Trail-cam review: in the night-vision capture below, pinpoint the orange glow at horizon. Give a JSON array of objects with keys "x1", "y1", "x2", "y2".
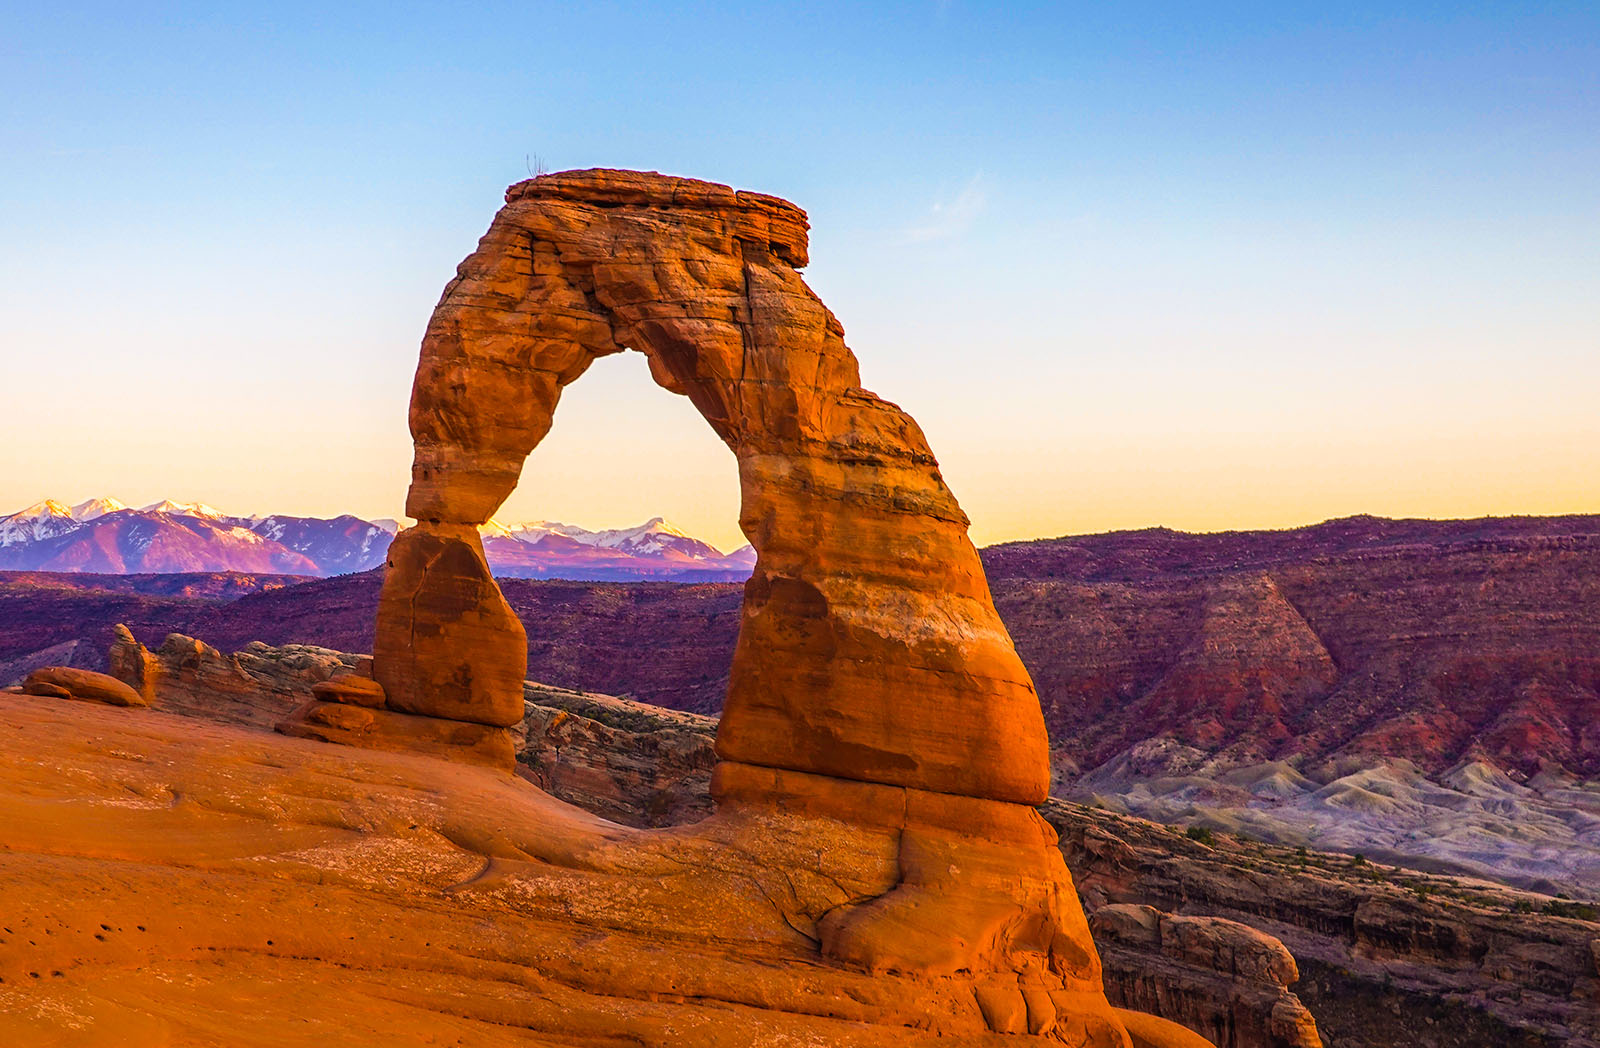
[{"x1": 5, "y1": 343, "x2": 1594, "y2": 556}]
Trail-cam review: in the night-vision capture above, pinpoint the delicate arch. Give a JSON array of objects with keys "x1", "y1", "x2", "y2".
[{"x1": 374, "y1": 169, "x2": 1050, "y2": 805}]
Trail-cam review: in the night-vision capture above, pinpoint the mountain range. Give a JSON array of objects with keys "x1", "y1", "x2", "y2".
[{"x1": 0, "y1": 499, "x2": 755, "y2": 582}]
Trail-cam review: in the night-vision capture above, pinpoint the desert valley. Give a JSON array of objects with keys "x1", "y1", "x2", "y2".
[{"x1": 6, "y1": 6, "x2": 1597, "y2": 1047}]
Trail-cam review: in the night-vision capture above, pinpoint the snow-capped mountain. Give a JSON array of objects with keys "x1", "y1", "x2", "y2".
[
  {"x1": 140, "y1": 499, "x2": 225, "y2": 518},
  {"x1": 71, "y1": 497, "x2": 128, "y2": 521},
  {"x1": 478, "y1": 516, "x2": 752, "y2": 581},
  {"x1": 0, "y1": 500, "x2": 753, "y2": 582},
  {"x1": 0, "y1": 497, "x2": 131, "y2": 547},
  {"x1": 493, "y1": 517, "x2": 726, "y2": 558},
  {"x1": 0, "y1": 500, "x2": 82, "y2": 548}
]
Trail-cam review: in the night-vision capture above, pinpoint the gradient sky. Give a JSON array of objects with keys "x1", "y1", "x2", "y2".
[{"x1": 3, "y1": 2, "x2": 1596, "y2": 552}]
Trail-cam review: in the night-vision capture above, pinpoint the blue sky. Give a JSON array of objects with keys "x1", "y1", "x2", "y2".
[{"x1": 3, "y1": 2, "x2": 1596, "y2": 549}]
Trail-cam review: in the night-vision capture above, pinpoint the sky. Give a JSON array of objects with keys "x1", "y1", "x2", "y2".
[{"x1": 2, "y1": 2, "x2": 1596, "y2": 553}]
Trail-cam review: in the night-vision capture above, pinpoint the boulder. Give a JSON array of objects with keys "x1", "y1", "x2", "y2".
[
  {"x1": 23, "y1": 666, "x2": 146, "y2": 707},
  {"x1": 21, "y1": 680, "x2": 72, "y2": 700}
]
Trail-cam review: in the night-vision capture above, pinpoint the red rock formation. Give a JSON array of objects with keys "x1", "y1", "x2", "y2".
[
  {"x1": 375, "y1": 168, "x2": 1049, "y2": 804},
  {"x1": 343, "y1": 168, "x2": 1152, "y2": 1042},
  {"x1": 110, "y1": 628, "x2": 357, "y2": 728},
  {"x1": 374, "y1": 523, "x2": 527, "y2": 727}
]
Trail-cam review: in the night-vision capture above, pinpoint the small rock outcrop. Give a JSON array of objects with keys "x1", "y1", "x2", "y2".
[
  {"x1": 1089, "y1": 905, "x2": 1322, "y2": 1048},
  {"x1": 22, "y1": 665, "x2": 146, "y2": 707},
  {"x1": 109, "y1": 627, "x2": 359, "y2": 727}
]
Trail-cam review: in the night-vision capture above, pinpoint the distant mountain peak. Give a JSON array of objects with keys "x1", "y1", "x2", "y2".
[
  {"x1": 0, "y1": 500, "x2": 82, "y2": 548},
  {"x1": 70, "y1": 497, "x2": 127, "y2": 521},
  {"x1": 140, "y1": 499, "x2": 225, "y2": 518},
  {"x1": 10, "y1": 499, "x2": 72, "y2": 520}
]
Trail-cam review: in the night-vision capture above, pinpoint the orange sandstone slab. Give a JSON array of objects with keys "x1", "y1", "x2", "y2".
[{"x1": 0, "y1": 695, "x2": 1162, "y2": 1046}]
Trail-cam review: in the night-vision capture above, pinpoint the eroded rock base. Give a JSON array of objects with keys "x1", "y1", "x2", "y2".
[
  {"x1": 0, "y1": 696, "x2": 1159, "y2": 1046},
  {"x1": 277, "y1": 699, "x2": 518, "y2": 771}
]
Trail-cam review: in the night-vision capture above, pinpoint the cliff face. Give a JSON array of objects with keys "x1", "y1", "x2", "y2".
[
  {"x1": 983, "y1": 516, "x2": 1600, "y2": 779},
  {"x1": 517, "y1": 682, "x2": 718, "y2": 827},
  {"x1": 1051, "y1": 803, "x2": 1600, "y2": 1048},
  {"x1": 1089, "y1": 905, "x2": 1321, "y2": 1048}
]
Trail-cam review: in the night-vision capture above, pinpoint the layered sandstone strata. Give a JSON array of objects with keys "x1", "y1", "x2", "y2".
[{"x1": 1052, "y1": 802, "x2": 1600, "y2": 1048}]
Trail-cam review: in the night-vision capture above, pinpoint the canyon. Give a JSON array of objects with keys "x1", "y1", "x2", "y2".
[{"x1": 5, "y1": 513, "x2": 1594, "y2": 895}]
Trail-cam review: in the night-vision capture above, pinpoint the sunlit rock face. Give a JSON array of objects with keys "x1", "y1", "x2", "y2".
[
  {"x1": 377, "y1": 168, "x2": 1051, "y2": 806},
  {"x1": 341, "y1": 169, "x2": 1196, "y2": 1044}
]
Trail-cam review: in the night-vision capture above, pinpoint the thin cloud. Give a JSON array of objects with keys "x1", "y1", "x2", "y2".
[{"x1": 904, "y1": 173, "x2": 987, "y2": 242}]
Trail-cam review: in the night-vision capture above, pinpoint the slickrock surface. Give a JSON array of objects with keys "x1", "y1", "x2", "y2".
[
  {"x1": 0, "y1": 694, "x2": 1161, "y2": 1047},
  {"x1": 100, "y1": 632, "x2": 1314, "y2": 1046}
]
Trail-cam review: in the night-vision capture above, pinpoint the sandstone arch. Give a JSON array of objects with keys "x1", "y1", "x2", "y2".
[
  {"x1": 373, "y1": 168, "x2": 1052, "y2": 806},
  {"x1": 349, "y1": 170, "x2": 1218, "y2": 1044}
]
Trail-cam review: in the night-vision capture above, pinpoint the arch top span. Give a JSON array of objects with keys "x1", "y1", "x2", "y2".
[
  {"x1": 505, "y1": 167, "x2": 811, "y2": 267},
  {"x1": 376, "y1": 168, "x2": 1051, "y2": 807}
]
